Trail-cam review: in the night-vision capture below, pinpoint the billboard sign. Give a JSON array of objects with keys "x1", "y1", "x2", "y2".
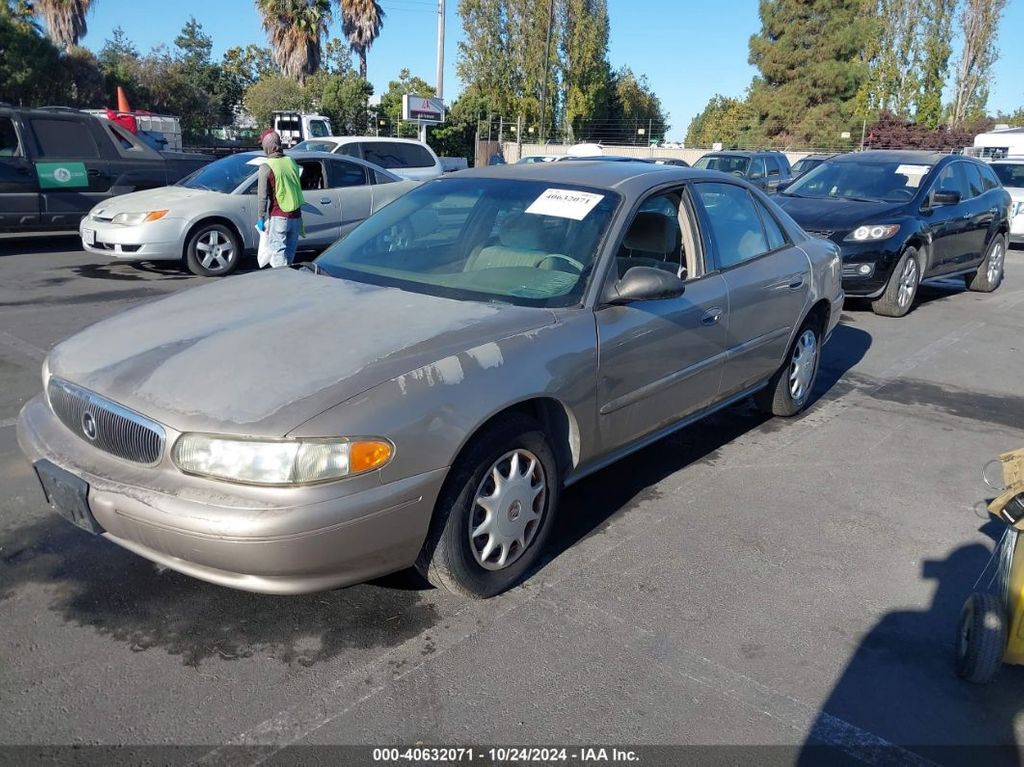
[{"x1": 402, "y1": 94, "x2": 445, "y2": 124}]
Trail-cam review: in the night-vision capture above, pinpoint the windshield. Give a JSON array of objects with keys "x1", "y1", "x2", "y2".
[
  {"x1": 782, "y1": 158, "x2": 933, "y2": 202},
  {"x1": 992, "y1": 163, "x2": 1024, "y2": 188},
  {"x1": 293, "y1": 140, "x2": 338, "y2": 153},
  {"x1": 792, "y1": 159, "x2": 820, "y2": 175},
  {"x1": 315, "y1": 178, "x2": 619, "y2": 307},
  {"x1": 694, "y1": 155, "x2": 750, "y2": 174},
  {"x1": 178, "y1": 153, "x2": 258, "y2": 193}
]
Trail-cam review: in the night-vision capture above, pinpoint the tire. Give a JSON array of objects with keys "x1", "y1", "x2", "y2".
[
  {"x1": 184, "y1": 222, "x2": 241, "y2": 277},
  {"x1": 965, "y1": 234, "x2": 1007, "y2": 293},
  {"x1": 754, "y1": 318, "x2": 821, "y2": 417},
  {"x1": 955, "y1": 592, "x2": 1006, "y2": 684},
  {"x1": 415, "y1": 414, "x2": 560, "y2": 599},
  {"x1": 871, "y1": 246, "x2": 921, "y2": 317}
]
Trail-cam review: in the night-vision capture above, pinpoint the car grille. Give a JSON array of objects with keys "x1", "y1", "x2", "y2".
[
  {"x1": 47, "y1": 378, "x2": 165, "y2": 465},
  {"x1": 806, "y1": 229, "x2": 835, "y2": 239}
]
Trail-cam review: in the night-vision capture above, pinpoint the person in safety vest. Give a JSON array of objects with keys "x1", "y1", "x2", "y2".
[{"x1": 256, "y1": 129, "x2": 303, "y2": 268}]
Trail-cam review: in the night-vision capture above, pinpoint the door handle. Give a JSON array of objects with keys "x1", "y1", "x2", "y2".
[
  {"x1": 319, "y1": 197, "x2": 332, "y2": 205},
  {"x1": 87, "y1": 169, "x2": 105, "y2": 177},
  {"x1": 789, "y1": 277, "x2": 804, "y2": 290},
  {"x1": 700, "y1": 307, "x2": 723, "y2": 326}
]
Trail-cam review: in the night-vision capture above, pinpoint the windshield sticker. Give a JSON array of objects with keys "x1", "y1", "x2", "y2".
[
  {"x1": 896, "y1": 164, "x2": 931, "y2": 188},
  {"x1": 526, "y1": 188, "x2": 605, "y2": 220}
]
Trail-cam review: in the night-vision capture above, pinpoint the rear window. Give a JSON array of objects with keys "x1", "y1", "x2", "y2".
[
  {"x1": 30, "y1": 118, "x2": 101, "y2": 158},
  {"x1": 694, "y1": 155, "x2": 750, "y2": 175},
  {"x1": 363, "y1": 141, "x2": 435, "y2": 169},
  {"x1": 294, "y1": 140, "x2": 337, "y2": 153}
]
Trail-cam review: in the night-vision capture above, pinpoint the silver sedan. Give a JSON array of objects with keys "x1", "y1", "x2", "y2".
[
  {"x1": 20, "y1": 161, "x2": 843, "y2": 598},
  {"x1": 77, "y1": 151, "x2": 418, "y2": 276}
]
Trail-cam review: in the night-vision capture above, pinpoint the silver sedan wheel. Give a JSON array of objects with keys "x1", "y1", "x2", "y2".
[
  {"x1": 469, "y1": 449, "x2": 547, "y2": 571},
  {"x1": 195, "y1": 229, "x2": 235, "y2": 272},
  {"x1": 897, "y1": 256, "x2": 918, "y2": 308},
  {"x1": 987, "y1": 240, "x2": 1005, "y2": 284},
  {"x1": 789, "y1": 329, "x2": 817, "y2": 403}
]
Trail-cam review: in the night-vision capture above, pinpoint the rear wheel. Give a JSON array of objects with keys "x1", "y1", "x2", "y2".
[
  {"x1": 754, "y1": 319, "x2": 821, "y2": 417},
  {"x1": 416, "y1": 415, "x2": 560, "y2": 598},
  {"x1": 965, "y1": 234, "x2": 1006, "y2": 293},
  {"x1": 955, "y1": 592, "x2": 1006, "y2": 684},
  {"x1": 871, "y1": 247, "x2": 920, "y2": 318},
  {"x1": 185, "y1": 222, "x2": 241, "y2": 277}
]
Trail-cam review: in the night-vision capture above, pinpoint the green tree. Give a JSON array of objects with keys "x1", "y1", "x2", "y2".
[
  {"x1": 339, "y1": 0, "x2": 384, "y2": 79},
  {"x1": 0, "y1": 2, "x2": 64, "y2": 104},
  {"x1": 255, "y1": 0, "x2": 331, "y2": 83},
  {"x1": 378, "y1": 68, "x2": 435, "y2": 137},
  {"x1": 559, "y1": 0, "x2": 610, "y2": 142},
  {"x1": 319, "y1": 71, "x2": 373, "y2": 133},
  {"x1": 916, "y1": 0, "x2": 956, "y2": 129},
  {"x1": 174, "y1": 15, "x2": 212, "y2": 70},
  {"x1": 456, "y1": 0, "x2": 514, "y2": 118},
  {"x1": 221, "y1": 44, "x2": 277, "y2": 120},
  {"x1": 34, "y1": 0, "x2": 91, "y2": 50},
  {"x1": 747, "y1": 0, "x2": 875, "y2": 147},
  {"x1": 243, "y1": 73, "x2": 308, "y2": 128},
  {"x1": 863, "y1": 0, "x2": 922, "y2": 119},
  {"x1": 603, "y1": 67, "x2": 668, "y2": 144},
  {"x1": 685, "y1": 94, "x2": 754, "y2": 147},
  {"x1": 950, "y1": 0, "x2": 1007, "y2": 128},
  {"x1": 63, "y1": 45, "x2": 106, "y2": 106}
]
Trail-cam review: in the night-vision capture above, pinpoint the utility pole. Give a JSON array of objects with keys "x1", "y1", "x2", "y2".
[
  {"x1": 436, "y1": 0, "x2": 445, "y2": 101},
  {"x1": 539, "y1": 0, "x2": 554, "y2": 143}
]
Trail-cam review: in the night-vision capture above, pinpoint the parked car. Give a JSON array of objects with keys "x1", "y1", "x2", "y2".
[
  {"x1": 0, "y1": 106, "x2": 211, "y2": 232},
  {"x1": 78, "y1": 151, "x2": 418, "y2": 276},
  {"x1": 990, "y1": 158, "x2": 1024, "y2": 244},
  {"x1": 693, "y1": 150, "x2": 793, "y2": 193},
  {"x1": 517, "y1": 155, "x2": 564, "y2": 164},
  {"x1": 776, "y1": 150, "x2": 1012, "y2": 317},
  {"x1": 790, "y1": 154, "x2": 836, "y2": 179},
  {"x1": 290, "y1": 136, "x2": 443, "y2": 181},
  {"x1": 19, "y1": 161, "x2": 843, "y2": 598},
  {"x1": 652, "y1": 157, "x2": 691, "y2": 167},
  {"x1": 272, "y1": 112, "x2": 332, "y2": 148}
]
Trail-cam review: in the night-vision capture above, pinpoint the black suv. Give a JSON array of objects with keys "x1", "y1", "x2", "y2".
[
  {"x1": 693, "y1": 150, "x2": 793, "y2": 192},
  {"x1": 776, "y1": 150, "x2": 1012, "y2": 317},
  {"x1": 0, "y1": 106, "x2": 211, "y2": 232}
]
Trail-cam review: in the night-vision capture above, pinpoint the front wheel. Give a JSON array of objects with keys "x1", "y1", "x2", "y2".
[
  {"x1": 871, "y1": 247, "x2": 920, "y2": 317},
  {"x1": 965, "y1": 234, "x2": 1006, "y2": 293},
  {"x1": 416, "y1": 415, "x2": 560, "y2": 598},
  {"x1": 185, "y1": 222, "x2": 241, "y2": 277},
  {"x1": 754, "y1": 320, "x2": 821, "y2": 417},
  {"x1": 955, "y1": 592, "x2": 1006, "y2": 684}
]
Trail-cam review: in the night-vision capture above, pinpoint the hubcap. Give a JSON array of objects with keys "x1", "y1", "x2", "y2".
[
  {"x1": 196, "y1": 230, "x2": 235, "y2": 272},
  {"x1": 897, "y1": 256, "x2": 918, "y2": 308},
  {"x1": 468, "y1": 449, "x2": 546, "y2": 571},
  {"x1": 987, "y1": 241, "x2": 1004, "y2": 284},
  {"x1": 789, "y1": 329, "x2": 817, "y2": 402}
]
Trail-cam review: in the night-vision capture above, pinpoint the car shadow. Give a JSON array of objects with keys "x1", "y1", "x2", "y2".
[
  {"x1": 797, "y1": 520, "x2": 1024, "y2": 766},
  {"x1": 0, "y1": 233, "x2": 81, "y2": 257}
]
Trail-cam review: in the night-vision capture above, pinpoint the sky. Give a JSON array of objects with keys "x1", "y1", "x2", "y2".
[{"x1": 80, "y1": 0, "x2": 1024, "y2": 142}]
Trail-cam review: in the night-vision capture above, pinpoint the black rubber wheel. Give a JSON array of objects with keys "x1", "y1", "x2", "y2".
[
  {"x1": 754, "y1": 318, "x2": 821, "y2": 417},
  {"x1": 184, "y1": 222, "x2": 241, "y2": 277},
  {"x1": 415, "y1": 414, "x2": 560, "y2": 599},
  {"x1": 871, "y1": 246, "x2": 921, "y2": 318},
  {"x1": 965, "y1": 234, "x2": 1007, "y2": 293},
  {"x1": 955, "y1": 592, "x2": 1006, "y2": 684}
]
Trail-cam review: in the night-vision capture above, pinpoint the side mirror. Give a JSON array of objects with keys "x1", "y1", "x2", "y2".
[
  {"x1": 748, "y1": 171, "x2": 764, "y2": 180},
  {"x1": 776, "y1": 179, "x2": 792, "y2": 192},
  {"x1": 932, "y1": 188, "x2": 961, "y2": 206},
  {"x1": 609, "y1": 266, "x2": 686, "y2": 304}
]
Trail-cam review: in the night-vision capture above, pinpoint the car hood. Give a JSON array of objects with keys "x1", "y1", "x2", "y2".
[
  {"x1": 91, "y1": 186, "x2": 229, "y2": 217},
  {"x1": 47, "y1": 269, "x2": 557, "y2": 436},
  {"x1": 775, "y1": 195, "x2": 906, "y2": 232}
]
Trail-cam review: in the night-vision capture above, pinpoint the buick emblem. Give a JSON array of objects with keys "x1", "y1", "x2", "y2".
[{"x1": 81, "y1": 411, "x2": 98, "y2": 441}]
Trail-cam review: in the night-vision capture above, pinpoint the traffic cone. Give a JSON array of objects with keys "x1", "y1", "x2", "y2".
[{"x1": 117, "y1": 86, "x2": 131, "y2": 114}]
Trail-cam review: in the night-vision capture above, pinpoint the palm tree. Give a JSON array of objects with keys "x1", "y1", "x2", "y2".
[
  {"x1": 339, "y1": 0, "x2": 384, "y2": 79},
  {"x1": 34, "y1": 0, "x2": 93, "y2": 50},
  {"x1": 255, "y1": 0, "x2": 331, "y2": 83}
]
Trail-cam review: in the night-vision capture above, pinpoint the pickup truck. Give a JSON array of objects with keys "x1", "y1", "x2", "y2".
[{"x1": 0, "y1": 106, "x2": 212, "y2": 232}]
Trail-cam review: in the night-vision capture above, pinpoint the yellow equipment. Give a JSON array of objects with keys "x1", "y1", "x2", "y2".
[{"x1": 956, "y1": 448, "x2": 1024, "y2": 683}]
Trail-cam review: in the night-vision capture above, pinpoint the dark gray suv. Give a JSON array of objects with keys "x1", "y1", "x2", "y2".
[{"x1": 694, "y1": 150, "x2": 793, "y2": 193}]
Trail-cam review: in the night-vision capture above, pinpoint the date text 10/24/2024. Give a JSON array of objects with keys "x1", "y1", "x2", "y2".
[{"x1": 372, "y1": 747, "x2": 640, "y2": 763}]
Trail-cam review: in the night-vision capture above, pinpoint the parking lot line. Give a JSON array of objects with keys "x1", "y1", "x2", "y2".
[{"x1": 0, "y1": 330, "x2": 47, "y2": 363}]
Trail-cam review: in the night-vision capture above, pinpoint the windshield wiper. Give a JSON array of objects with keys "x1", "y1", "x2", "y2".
[
  {"x1": 833, "y1": 195, "x2": 882, "y2": 203},
  {"x1": 296, "y1": 261, "x2": 326, "y2": 276}
]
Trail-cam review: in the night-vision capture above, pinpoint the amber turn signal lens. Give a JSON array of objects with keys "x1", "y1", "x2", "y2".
[
  {"x1": 144, "y1": 210, "x2": 169, "y2": 222},
  {"x1": 349, "y1": 440, "x2": 393, "y2": 473}
]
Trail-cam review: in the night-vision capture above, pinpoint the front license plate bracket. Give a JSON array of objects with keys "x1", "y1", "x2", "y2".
[{"x1": 34, "y1": 459, "x2": 104, "y2": 535}]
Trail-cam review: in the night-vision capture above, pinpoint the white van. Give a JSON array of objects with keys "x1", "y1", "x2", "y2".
[
  {"x1": 291, "y1": 136, "x2": 444, "y2": 181},
  {"x1": 272, "y1": 112, "x2": 333, "y2": 148}
]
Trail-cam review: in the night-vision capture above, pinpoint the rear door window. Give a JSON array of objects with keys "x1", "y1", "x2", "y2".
[
  {"x1": 765, "y1": 155, "x2": 781, "y2": 177},
  {"x1": 961, "y1": 163, "x2": 985, "y2": 198},
  {"x1": 30, "y1": 118, "x2": 101, "y2": 158},
  {"x1": 327, "y1": 159, "x2": 368, "y2": 188},
  {"x1": 0, "y1": 117, "x2": 23, "y2": 157},
  {"x1": 337, "y1": 142, "x2": 362, "y2": 159},
  {"x1": 749, "y1": 156, "x2": 767, "y2": 179},
  {"x1": 363, "y1": 141, "x2": 435, "y2": 169}
]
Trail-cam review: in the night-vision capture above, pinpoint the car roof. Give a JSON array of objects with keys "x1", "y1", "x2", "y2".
[
  {"x1": 232, "y1": 149, "x2": 402, "y2": 179},
  {"x1": 833, "y1": 149, "x2": 953, "y2": 164},
  {"x1": 452, "y1": 160, "x2": 728, "y2": 195},
  {"x1": 701, "y1": 150, "x2": 785, "y2": 157},
  {"x1": 307, "y1": 136, "x2": 431, "y2": 147}
]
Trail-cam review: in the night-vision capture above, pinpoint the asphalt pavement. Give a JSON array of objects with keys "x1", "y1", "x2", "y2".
[{"x1": 2, "y1": 237, "x2": 1024, "y2": 763}]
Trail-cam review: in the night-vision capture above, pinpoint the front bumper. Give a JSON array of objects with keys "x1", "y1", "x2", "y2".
[
  {"x1": 832, "y1": 239, "x2": 903, "y2": 298},
  {"x1": 17, "y1": 394, "x2": 446, "y2": 594},
  {"x1": 78, "y1": 216, "x2": 186, "y2": 261}
]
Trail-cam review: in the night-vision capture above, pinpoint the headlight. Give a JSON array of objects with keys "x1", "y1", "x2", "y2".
[
  {"x1": 844, "y1": 224, "x2": 901, "y2": 242},
  {"x1": 172, "y1": 434, "x2": 393, "y2": 485},
  {"x1": 1013, "y1": 201, "x2": 1024, "y2": 217},
  {"x1": 111, "y1": 210, "x2": 169, "y2": 225}
]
